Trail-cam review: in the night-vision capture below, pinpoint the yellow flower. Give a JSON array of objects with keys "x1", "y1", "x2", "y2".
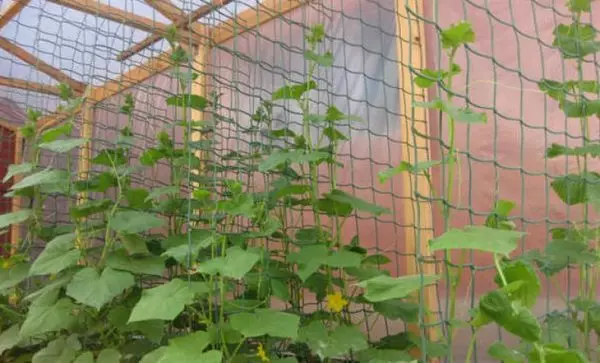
[
  {"x1": 326, "y1": 291, "x2": 348, "y2": 313},
  {"x1": 256, "y1": 343, "x2": 270, "y2": 363}
]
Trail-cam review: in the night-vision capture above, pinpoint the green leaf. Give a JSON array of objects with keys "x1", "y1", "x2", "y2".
[
  {"x1": 479, "y1": 289, "x2": 541, "y2": 342},
  {"x1": 106, "y1": 250, "x2": 165, "y2": 276},
  {"x1": 487, "y1": 341, "x2": 525, "y2": 363},
  {"x1": 10, "y1": 169, "x2": 67, "y2": 191},
  {"x1": 73, "y1": 352, "x2": 94, "y2": 363},
  {"x1": 304, "y1": 50, "x2": 334, "y2": 66},
  {"x1": 0, "y1": 263, "x2": 30, "y2": 290},
  {"x1": 66, "y1": 267, "x2": 135, "y2": 310},
  {"x1": 108, "y1": 305, "x2": 165, "y2": 343},
  {"x1": 544, "y1": 312, "x2": 578, "y2": 346},
  {"x1": 298, "y1": 322, "x2": 368, "y2": 359},
  {"x1": 323, "y1": 126, "x2": 348, "y2": 141},
  {"x1": 155, "y1": 331, "x2": 212, "y2": 363},
  {"x1": 272, "y1": 81, "x2": 317, "y2": 101},
  {"x1": 146, "y1": 186, "x2": 179, "y2": 201},
  {"x1": 110, "y1": 211, "x2": 165, "y2": 234},
  {"x1": 560, "y1": 98, "x2": 600, "y2": 117},
  {"x1": 430, "y1": 226, "x2": 524, "y2": 256},
  {"x1": 29, "y1": 233, "x2": 81, "y2": 276},
  {"x1": 325, "y1": 189, "x2": 391, "y2": 216},
  {"x1": 373, "y1": 300, "x2": 419, "y2": 322},
  {"x1": 362, "y1": 254, "x2": 392, "y2": 266},
  {"x1": 129, "y1": 279, "x2": 205, "y2": 322},
  {"x1": 38, "y1": 138, "x2": 88, "y2": 153},
  {"x1": 325, "y1": 249, "x2": 363, "y2": 268},
  {"x1": 378, "y1": 159, "x2": 444, "y2": 183},
  {"x1": 553, "y1": 23, "x2": 600, "y2": 59},
  {"x1": 441, "y1": 21, "x2": 475, "y2": 49},
  {"x1": 357, "y1": 348, "x2": 415, "y2": 363},
  {"x1": 161, "y1": 230, "x2": 217, "y2": 263},
  {"x1": 125, "y1": 188, "x2": 153, "y2": 209},
  {"x1": 40, "y1": 122, "x2": 73, "y2": 143},
  {"x1": 197, "y1": 246, "x2": 261, "y2": 279},
  {"x1": 20, "y1": 293, "x2": 77, "y2": 339},
  {"x1": 74, "y1": 172, "x2": 118, "y2": 193},
  {"x1": 495, "y1": 260, "x2": 540, "y2": 308},
  {"x1": 97, "y1": 349, "x2": 121, "y2": 363},
  {"x1": 259, "y1": 150, "x2": 330, "y2": 172},
  {"x1": 2, "y1": 163, "x2": 34, "y2": 182},
  {"x1": 229, "y1": 308, "x2": 300, "y2": 338},
  {"x1": 166, "y1": 94, "x2": 210, "y2": 111},
  {"x1": 294, "y1": 227, "x2": 329, "y2": 245},
  {"x1": 357, "y1": 274, "x2": 440, "y2": 302},
  {"x1": 0, "y1": 325, "x2": 20, "y2": 355},
  {"x1": 551, "y1": 172, "x2": 600, "y2": 205},
  {"x1": 415, "y1": 68, "x2": 447, "y2": 88},
  {"x1": 69, "y1": 199, "x2": 112, "y2": 219},
  {"x1": 546, "y1": 143, "x2": 600, "y2": 158},
  {"x1": 92, "y1": 148, "x2": 127, "y2": 166},
  {"x1": 414, "y1": 100, "x2": 487, "y2": 123},
  {"x1": 32, "y1": 335, "x2": 81, "y2": 363},
  {"x1": 140, "y1": 347, "x2": 167, "y2": 363},
  {"x1": 316, "y1": 197, "x2": 354, "y2": 217},
  {"x1": 568, "y1": 0, "x2": 592, "y2": 12},
  {"x1": 120, "y1": 234, "x2": 150, "y2": 255},
  {"x1": 287, "y1": 245, "x2": 329, "y2": 281},
  {"x1": 528, "y1": 344, "x2": 588, "y2": 363}
]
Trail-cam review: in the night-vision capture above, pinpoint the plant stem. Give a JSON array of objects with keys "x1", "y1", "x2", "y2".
[{"x1": 465, "y1": 329, "x2": 478, "y2": 363}]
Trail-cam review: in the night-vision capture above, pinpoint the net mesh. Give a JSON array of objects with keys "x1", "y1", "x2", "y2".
[{"x1": 0, "y1": 0, "x2": 596, "y2": 362}]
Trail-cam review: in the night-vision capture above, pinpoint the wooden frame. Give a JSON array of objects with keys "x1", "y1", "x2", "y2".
[
  {"x1": 394, "y1": 0, "x2": 439, "y2": 347},
  {"x1": 0, "y1": 76, "x2": 63, "y2": 96},
  {"x1": 0, "y1": 36, "x2": 85, "y2": 93},
  {"x1": 0, "y1": 119, "x2": 23, "y2": 252},
  {"x1": 118, "y1": 0, "x2": 233, "y2": 61},
  {"x1": 0, "y1": 0, "x2": 31, "y2": 29}
]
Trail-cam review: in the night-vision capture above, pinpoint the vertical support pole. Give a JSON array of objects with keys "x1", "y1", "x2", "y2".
[
  {"x1": 10, "y1": 130, "x2": 23, "y2": 254},
  {"x1": 191, "y1": 28, "x2": 209, "y2": 184},
  {"x1": 77, "y1": 102, "x2": 94, "y2": 203},
  {"x1": 394, "y1": 0, "x2": 439, "y2": 346}
]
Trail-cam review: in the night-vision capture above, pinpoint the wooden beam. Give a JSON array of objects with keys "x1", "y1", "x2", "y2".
[
  {"x1": 191, "y1": 38, "x2": 208, "y2": 175},
  {"x1": 0, "y1": 0, "x2": 31, "y2": 30},
  {"x1": 0, "y1": 36, "x2": 85, "y2": 93},
  {"x1": 10, "y1": 129, "x2": 23, "y2": 253},
  {"x1": 0, "y1": 76, "x2": 62, "y2": 96},
  {"x1": 46, "y1": 0, "x2": 203, "y2": 45},
  {"x1": 394, "y1": 0, "x2": 439, "y2": 348},
  {"x1": 77, "y1": 102, "x2": 93, "y2": 203},
  {"x1": 117, "y1": 0, "x2": 231, "y2": 62},
  {"x1": 211, "y1": 0, "x2": 305, "y2": 44},
  {"x1": 143, "y1": 0, "x2": 184, "y2": 22}
]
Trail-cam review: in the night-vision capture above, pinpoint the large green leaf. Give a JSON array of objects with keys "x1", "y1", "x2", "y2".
[
  {"x1": 357, "y1": 348, "x2": 415, "y2": 363},
  {"x1": 108, "y1": 305, "x2": 165, "y2": 344},
  {"x1": 140, "y1": 347, "x2": 167, "y2": 363},
  {"x1": 19, "y1": 292, "x2": 77, "y2": 339},
  {"x1": 495, "y1": 260, "x2": 540, "y2": 308},
  {"x1": 120, "y1": 234, "x2": 150, "y2": 255},
  {"x1": 298, "y1": 321, "x2": 368, "y2": 359},
  {"x1": 430, "y1": 226, "x2": 524, "y2": 257},
  {"x1": 110, "y1": 211, "x2": 165, "y2": 234},
  {"x1": 128, "y1": 279, "x2": 208, "y2": 322},
  {"x1": 441, "y1": 21, "x2": 475, "y2": 49},
  {"x1": 0, "y1": 325, "x2": 20, "y2": 355},
  {"x1": 73, "y1": 352, "x2": 94, "y2": 363},
  {"x1": 0, "y1": 209, "x2": 33, "y2": 229},
  {"x1": 40, "y1": 122, "x2": 72, "y2": 143},
  {"x1": 161, "y1": 230, "x2": 217, "y2": 263},
  {"x1": 140, "y1": 332, "x2": 221, "y2": 363},
  {"x1": 325, "y1": 250, "x2": 363, "y2": 268},
  {"x1": 229, "y1": 308, "x2": 300, "y2": 339},
  {"x1": 272, "y1": 81, "x2": 317, "y2": 101},
  {"x1": 287, "y1": 244, "x2": 329, "y2": 281},
  {"x1": 0, "y1": 263, "x2": 30, "y2": 290},
  {"x1": 92, "y1": 148, "x2": 127, "y2": 166},
  {"x1": 197, "y1": 246, "x2": 261, "y2": 279},
  {"x1": 32, "y1": 335, "x2": 81, "y2": 363},
  {"x1": 10, "y1": 169, "x2": 68, "y2": 191},
  {"x1": 546, "y1": 143, "x2": 600, "y2": 158},
  {"x1": 97, "y1": 349, "x2": 122, "y2": 363},
  {"x1": 528, "y1": 344, "x2": 588, "y2": 363},
  {"x1": 39, "y1": 138, "x2": 88, "y2": 153},
  {"x1": 568, "y1": 0, "x2": 592, "y2": 12},
  {"x1": 487, "y1": 341, "x2": 525, "y2": 363},
  {"x1": 259, "y1": 150, "x2": 330, "y2": 172},
  {"x1": 551, "y1": 172, "x2": 600, "y2": 207},
  {"x1": 553, "y1": 23, "x2": 600, "y2": 59},
  {"x1": 2, "y1": 163, "x2": 34, "y2": 183},
  {"x1": 324, "y1": 189, "x2": 391, "y2": 216},
  {"x1": 69, "y1": 199, "x2": 112, "y2": 219},
  {"x1": 378, "y1": 159, "x2": 444, "y2": 183},
  {"x1": 29, "y1": 233, "x2": 81, "y2": 276},
  {"x1": 106, "y1": 250, "x2": 165, "y2": 276},
  {"x1": 166, "y1": 94, "x2": 210, "y2": 111},
  {"x1": 479, "y1": 289, "x2": 541, "y2": 342},
  {"x1": 372, "y1": 300, "x2": 419, "y2": 322},
  {"x1": 66, "y1": 267, "x2": 135, "y2": 310},
  {"x1": 357, "y1": 274, "x2": 440, "y2": 302}
]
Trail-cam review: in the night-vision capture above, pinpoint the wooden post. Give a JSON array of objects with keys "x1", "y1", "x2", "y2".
[
  {"x1": 77, "y1": 102, "x2": 94, "y2": 203},
  {"x1": 191, "y1": 30, "x2": 209, "y2": 182},
  {"x1": 394, "y1": 0, "x2": 439, "y2": 346}
]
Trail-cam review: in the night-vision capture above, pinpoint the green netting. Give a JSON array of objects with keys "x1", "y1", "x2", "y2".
[{"x1": 0, "y1": 0, "x2": 599, "y2": 362}]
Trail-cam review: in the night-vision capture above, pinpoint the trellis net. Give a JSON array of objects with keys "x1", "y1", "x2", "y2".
[{"x1": 0, "y1": 0, "x2": 596, "y2": 362}]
